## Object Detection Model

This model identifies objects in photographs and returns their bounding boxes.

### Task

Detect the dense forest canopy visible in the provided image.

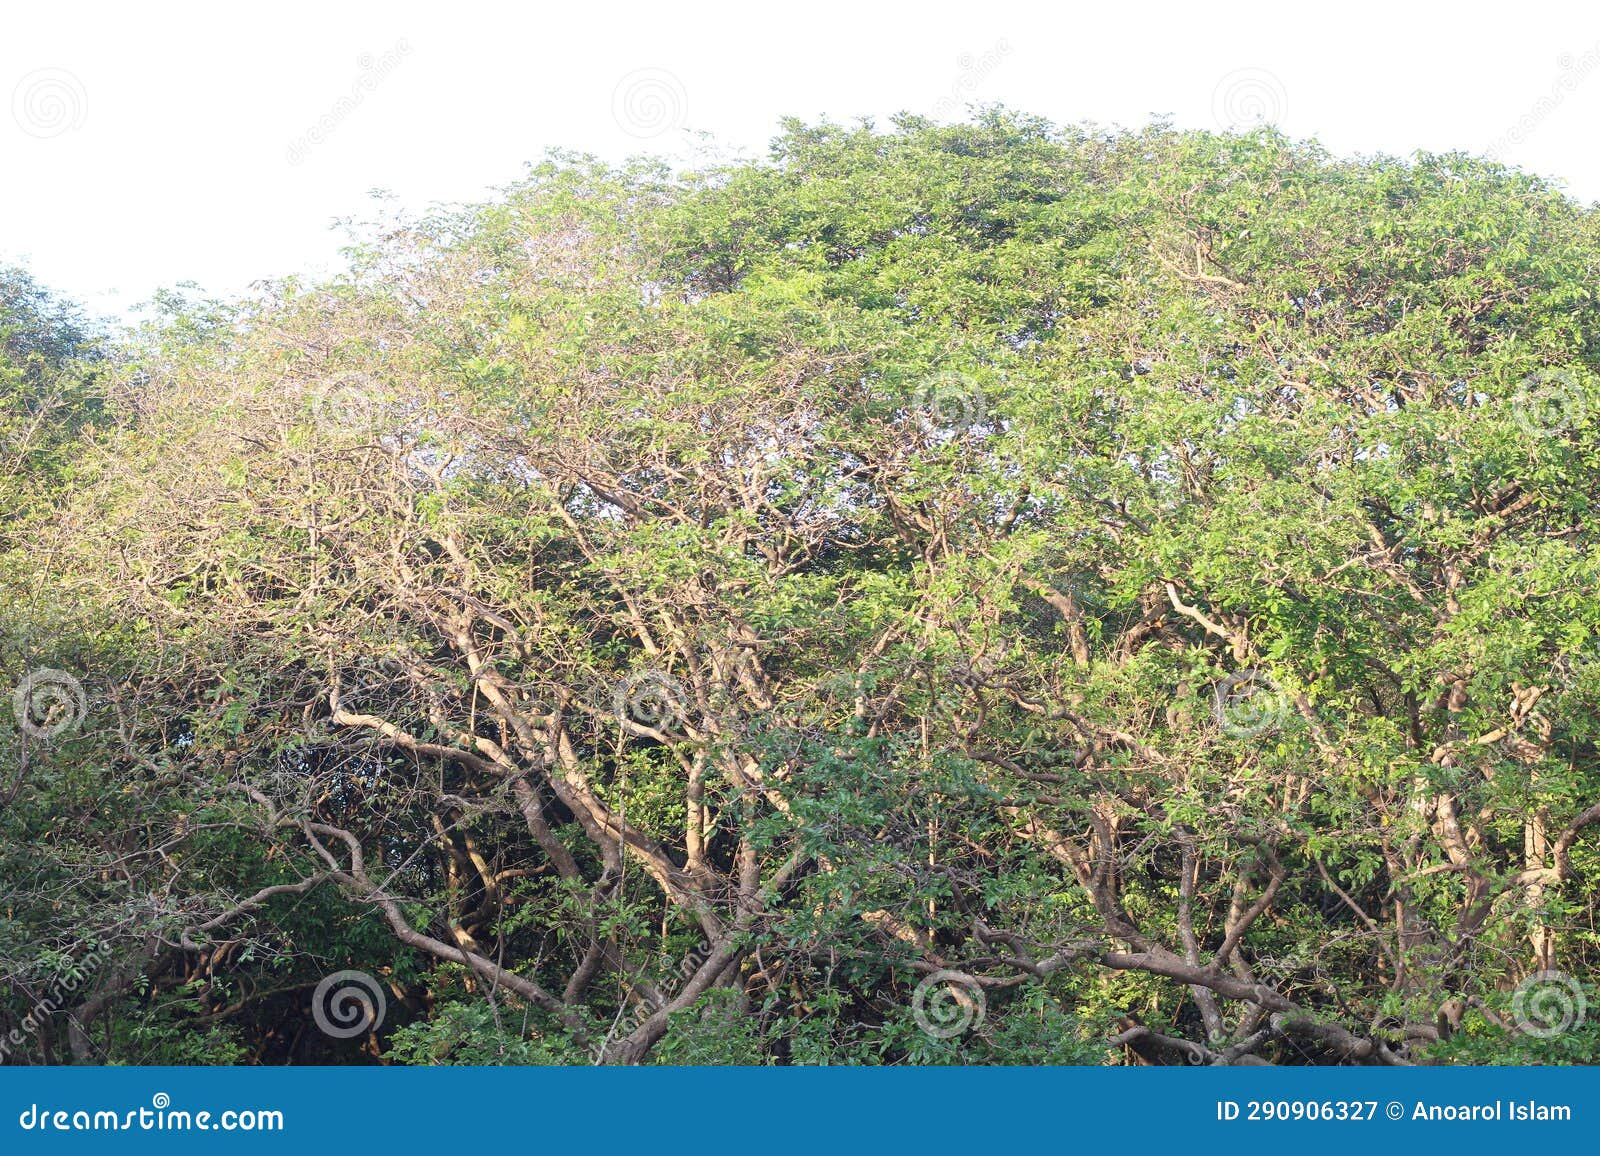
[4,110,1599,1065]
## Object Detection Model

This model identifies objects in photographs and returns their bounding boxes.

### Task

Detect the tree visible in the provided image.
[6,112,1600,1065]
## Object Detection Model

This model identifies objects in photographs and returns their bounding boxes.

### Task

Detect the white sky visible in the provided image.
[4,0,1599,324]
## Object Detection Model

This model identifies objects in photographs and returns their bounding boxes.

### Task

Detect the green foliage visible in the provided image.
[387,1002,588,1066]
[651,990,765,1065]
[6,112,1600,1066]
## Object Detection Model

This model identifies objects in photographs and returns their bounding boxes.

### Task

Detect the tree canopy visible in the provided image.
[4,110,1600,1065]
